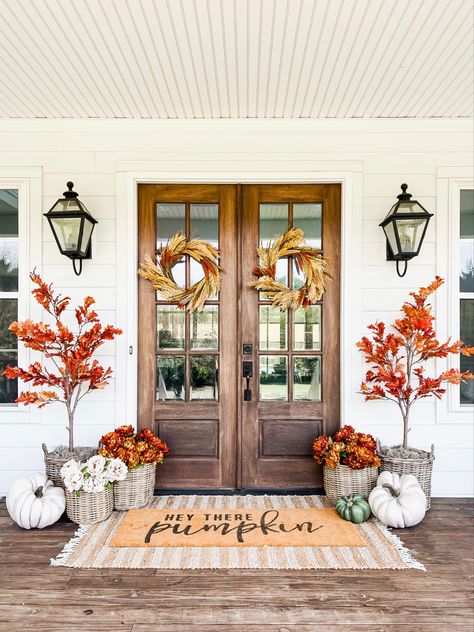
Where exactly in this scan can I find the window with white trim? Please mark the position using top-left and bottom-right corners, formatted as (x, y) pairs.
(459, 188), (474, 406)
(0, 189), (19, 404)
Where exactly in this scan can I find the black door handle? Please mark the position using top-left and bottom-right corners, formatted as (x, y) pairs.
(243, 361), (253, 400)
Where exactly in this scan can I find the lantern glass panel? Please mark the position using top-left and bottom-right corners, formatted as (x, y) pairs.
(50, 217), (82, 253)
(52, 199), (83, 213)
(394, 217), (427, 254)
(79, 218), (94, 255)
(396, 201), (423, 215)
(383, 221), (399, 255)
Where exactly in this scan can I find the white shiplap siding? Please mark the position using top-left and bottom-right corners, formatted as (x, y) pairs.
(0, 118), (472, 496)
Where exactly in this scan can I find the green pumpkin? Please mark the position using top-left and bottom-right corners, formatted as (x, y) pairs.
(335, 494), (371, 524)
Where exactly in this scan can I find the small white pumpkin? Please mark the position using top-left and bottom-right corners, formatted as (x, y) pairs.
(369, 471), (426, 528)
(6, 473), (66, 529)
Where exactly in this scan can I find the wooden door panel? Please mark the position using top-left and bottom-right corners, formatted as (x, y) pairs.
(138, 184), (238, 489)
(240, 184), (341, 489)
(260, 419), (322, 456)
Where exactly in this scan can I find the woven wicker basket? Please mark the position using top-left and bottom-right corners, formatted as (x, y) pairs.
(113, 463), (156, 511)
(323, 464), (378, 505)
(65, 488), (113, 524)
(42, 443), (96, 488)
(378, 442), (435, 510)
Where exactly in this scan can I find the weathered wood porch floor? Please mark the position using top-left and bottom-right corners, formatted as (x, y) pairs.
(0, 498), (472, 631)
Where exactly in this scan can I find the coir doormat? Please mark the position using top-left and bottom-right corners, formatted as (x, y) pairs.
(109, 507), (365, 548)
(51, 495), (426, 570)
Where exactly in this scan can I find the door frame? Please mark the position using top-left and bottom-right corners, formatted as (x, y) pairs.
(116, 170), (363, 452)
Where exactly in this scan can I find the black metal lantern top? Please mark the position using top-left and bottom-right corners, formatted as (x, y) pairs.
(44, 182), (98, 275)
(379, 183), (433, 277)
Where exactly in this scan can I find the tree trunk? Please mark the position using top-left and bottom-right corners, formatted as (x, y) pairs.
(403, 408), (410, 448)
(66, 405), (74, 452)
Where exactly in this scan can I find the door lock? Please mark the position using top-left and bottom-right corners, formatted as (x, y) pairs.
(242, 361), (253, 378)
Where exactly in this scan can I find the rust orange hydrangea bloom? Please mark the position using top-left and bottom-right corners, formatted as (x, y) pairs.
(311, 425), (381, 470)
(99, 425), (169, 470)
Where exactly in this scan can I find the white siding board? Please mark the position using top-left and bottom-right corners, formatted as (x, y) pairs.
(362, 242), (436, 265)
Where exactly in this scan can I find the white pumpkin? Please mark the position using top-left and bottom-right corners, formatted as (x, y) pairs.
(6, 473), (66, 529)
(368, 471), (426, 528)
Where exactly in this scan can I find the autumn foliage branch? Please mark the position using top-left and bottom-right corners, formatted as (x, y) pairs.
(356, 277), (474, 448)
(3, 271), (122, 451)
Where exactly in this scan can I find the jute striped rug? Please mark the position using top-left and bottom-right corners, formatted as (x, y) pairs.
(51, 495), (425, 570)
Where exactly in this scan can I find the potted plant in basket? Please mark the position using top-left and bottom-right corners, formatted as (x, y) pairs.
(99, 425), (169, 510)
(312, 425), (381, 505)
(357, 277), (473, 508)
(3, 271), (122, 486)
(61, 455), (128, 524)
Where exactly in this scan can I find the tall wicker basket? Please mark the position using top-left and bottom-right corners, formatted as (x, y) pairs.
(113, 463), (156, 511)
(42, 444), (96, 488)
(378, 442), (435, 510)
(65, 488), (113, 524)
(324, 464), (378, 505)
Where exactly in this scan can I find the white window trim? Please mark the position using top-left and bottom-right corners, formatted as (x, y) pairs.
(436, 167), (474, 423)
(0, 168), (42, 415)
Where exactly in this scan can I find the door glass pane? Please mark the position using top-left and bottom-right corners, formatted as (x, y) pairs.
(293, 306), (321, 350)
(190, 204), (218, 246)
(460, 190), (474, 292)
(190, 204), (219, 291)
(259, 204), (288, 296)
(0, 189), (19, 291)
(293, 203), (322, 249)
(0, 351), (17, 404)
(259, 203), (288, 246)
(460, 299), (474, 406)
(156, 203), (185, 246)
(190, 306), (218, 349)
(259, 306), (287, 350)
(156, 203), (186, 294)
(157, 306), (185, 349)
(190, 355), (218, 400)
(259, 355), (288, 401)
(293, 258), (306, 291)
(157, 356), (185, 401)
(293, 356), (321, 401)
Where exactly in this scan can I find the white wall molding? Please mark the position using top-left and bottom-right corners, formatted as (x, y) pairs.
(436, 168), (474, 424)
(0, 167), (42, 419)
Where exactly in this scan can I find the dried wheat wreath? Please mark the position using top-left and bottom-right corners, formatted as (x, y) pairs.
(138, 232), (221, 313)
(249, 227), (331, 310)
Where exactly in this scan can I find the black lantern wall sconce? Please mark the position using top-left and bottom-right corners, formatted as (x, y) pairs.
(379, 183), (433, 277)
(44, 182), (98, 276)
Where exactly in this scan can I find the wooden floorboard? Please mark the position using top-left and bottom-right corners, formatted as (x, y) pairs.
(0, 498), (472, 631)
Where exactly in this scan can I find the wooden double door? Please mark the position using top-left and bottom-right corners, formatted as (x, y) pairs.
(138, 183), (340, 490)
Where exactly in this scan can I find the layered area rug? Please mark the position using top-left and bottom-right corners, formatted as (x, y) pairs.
(51, 495), (425, 570)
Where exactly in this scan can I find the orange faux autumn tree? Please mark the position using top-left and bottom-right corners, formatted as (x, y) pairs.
(3, 271), (122, 451)
(357, 277), (474, 448)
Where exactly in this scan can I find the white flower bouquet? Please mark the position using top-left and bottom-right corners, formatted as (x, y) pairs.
(60, 454), (128, 496)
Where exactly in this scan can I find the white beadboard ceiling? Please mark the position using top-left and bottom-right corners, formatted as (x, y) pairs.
(0, 0), (472, 119)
